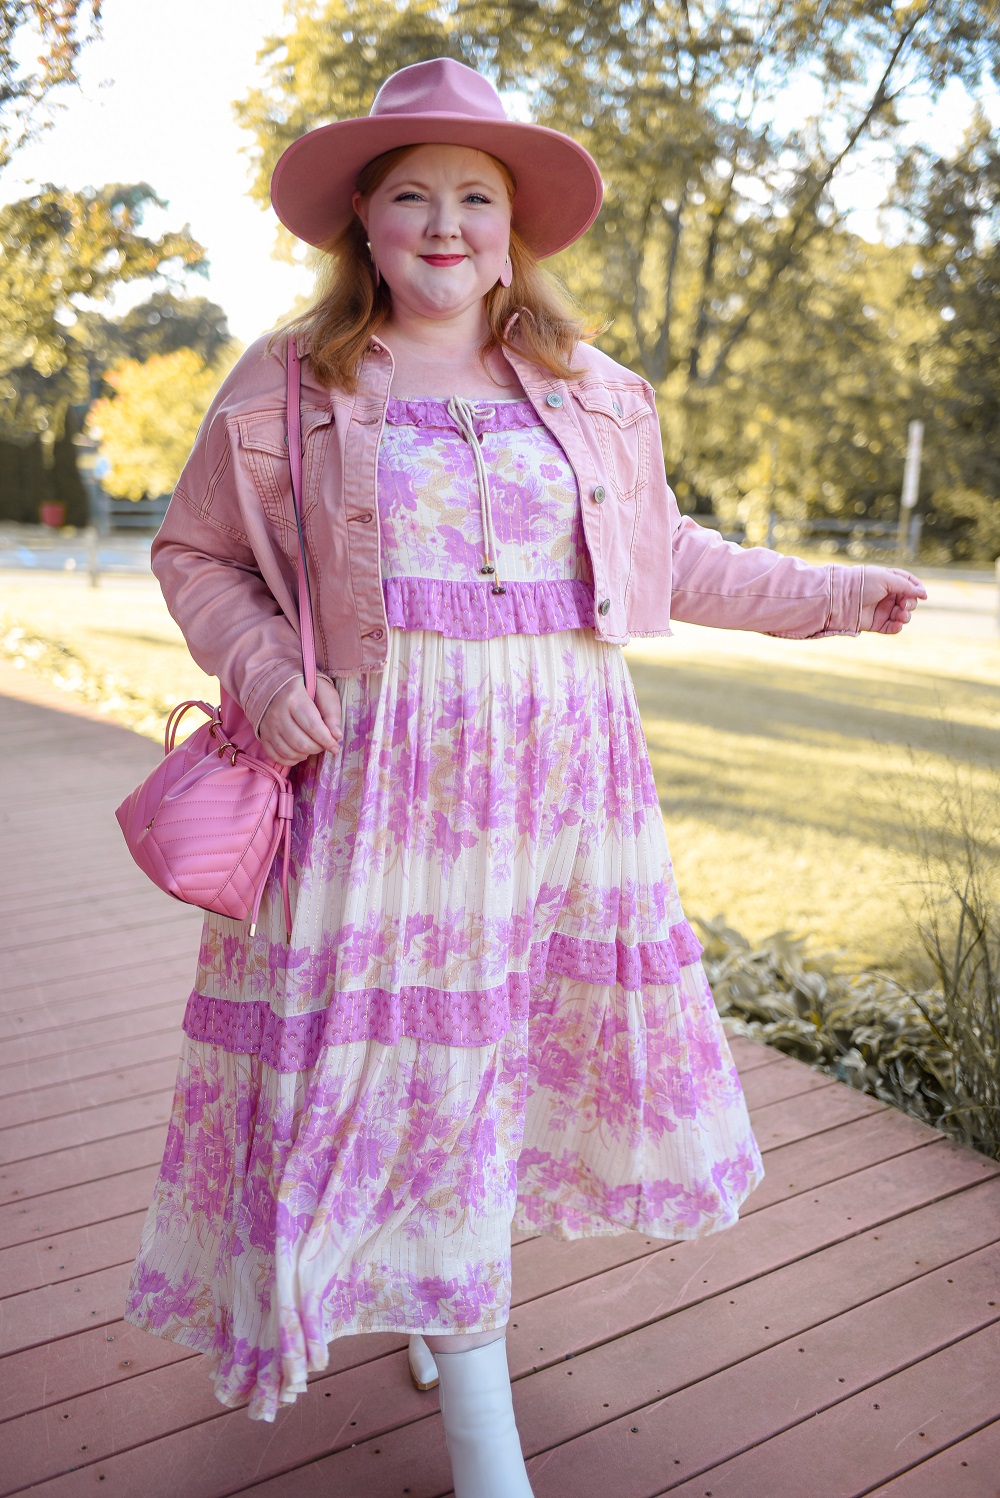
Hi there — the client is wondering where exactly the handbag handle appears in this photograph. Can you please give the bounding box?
[286,338,317,700]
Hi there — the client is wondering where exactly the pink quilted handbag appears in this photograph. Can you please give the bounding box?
[115,340,316,938]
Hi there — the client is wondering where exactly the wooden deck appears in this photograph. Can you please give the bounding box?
[1,662,999,1498]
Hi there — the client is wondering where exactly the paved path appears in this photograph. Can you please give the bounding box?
[1,664,998,1497]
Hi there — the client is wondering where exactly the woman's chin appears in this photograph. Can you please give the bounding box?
[386,268,490,313]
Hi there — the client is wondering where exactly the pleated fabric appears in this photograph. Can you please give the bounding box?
[125,398,764,1420]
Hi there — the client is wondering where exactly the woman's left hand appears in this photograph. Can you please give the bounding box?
[858,566,928,634]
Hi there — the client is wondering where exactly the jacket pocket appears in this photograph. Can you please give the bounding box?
[237,407,334,527]
[571,383,652,503]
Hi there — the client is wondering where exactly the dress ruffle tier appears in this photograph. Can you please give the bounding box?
[125,396,765,1421]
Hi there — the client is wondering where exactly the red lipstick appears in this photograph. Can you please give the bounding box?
[421,254,466,266]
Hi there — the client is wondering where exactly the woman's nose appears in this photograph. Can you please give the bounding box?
[426,198,461,238]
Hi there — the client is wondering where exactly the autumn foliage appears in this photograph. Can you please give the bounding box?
[86,346,239,500]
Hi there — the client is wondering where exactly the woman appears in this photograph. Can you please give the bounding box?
[125,57,926,1497]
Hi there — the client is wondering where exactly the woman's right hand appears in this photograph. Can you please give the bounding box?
[258,675,344,765]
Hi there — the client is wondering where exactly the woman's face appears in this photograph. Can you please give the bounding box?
[353,144,512,323]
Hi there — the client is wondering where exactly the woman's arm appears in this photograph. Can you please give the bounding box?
[153,498,345,759]
[151,492,309,733]
[150,339,347,760]
[667,511,925,638]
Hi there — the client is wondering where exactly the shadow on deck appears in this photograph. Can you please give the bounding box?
[1,666,998,1498]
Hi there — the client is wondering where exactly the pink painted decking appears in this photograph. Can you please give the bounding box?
[1,663,998,1498]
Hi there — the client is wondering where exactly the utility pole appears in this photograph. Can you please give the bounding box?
[895,419,923,563]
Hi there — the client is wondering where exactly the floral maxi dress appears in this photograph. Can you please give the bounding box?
[125,393,766,1421]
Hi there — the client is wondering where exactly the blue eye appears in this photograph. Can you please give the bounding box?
[466,193,492,204]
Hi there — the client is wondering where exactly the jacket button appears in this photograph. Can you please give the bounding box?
[598,598,611,616]
[368,628,384,640]
[546,392,563,408]
[359,511,374,522]
[593,486,606,503]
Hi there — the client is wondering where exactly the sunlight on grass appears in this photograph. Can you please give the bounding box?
[626,618,999,979]
[2,567,997,979]
[0,571,216,723]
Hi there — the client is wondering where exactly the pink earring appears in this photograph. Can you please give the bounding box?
[499,255,512,288]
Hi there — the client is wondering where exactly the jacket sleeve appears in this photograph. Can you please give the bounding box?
[668,507,864,638]
[150,368,311,733]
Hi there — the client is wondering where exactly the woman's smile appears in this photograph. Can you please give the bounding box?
[352,144,513,323]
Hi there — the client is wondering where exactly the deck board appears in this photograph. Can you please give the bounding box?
[0,1000,182,1063]
[0,1036,182,1105]
[0,1123,169,1205]
[865,1420,1000,1497]
[0,1165,162,1249]
[2,667,999,1498]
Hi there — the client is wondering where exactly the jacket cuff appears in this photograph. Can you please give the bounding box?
[826,564,865,636]
[246,666,304,736]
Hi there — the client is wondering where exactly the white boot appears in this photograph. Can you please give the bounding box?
[408,1333,440,1390]
[434,1335,534,1498]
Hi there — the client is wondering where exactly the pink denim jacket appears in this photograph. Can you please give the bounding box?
[151,325,863,731]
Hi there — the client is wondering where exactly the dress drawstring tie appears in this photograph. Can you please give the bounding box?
[447,396,506,595]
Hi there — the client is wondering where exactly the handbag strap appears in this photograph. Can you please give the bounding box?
[286,337,317,700]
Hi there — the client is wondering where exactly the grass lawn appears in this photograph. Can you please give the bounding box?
[626,596,999,980]
[3,566,997,980]
[0,570,216,732]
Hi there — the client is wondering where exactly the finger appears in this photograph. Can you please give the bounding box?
[288,703,343,756]
[314,679,344,737]
[263,738,302,767]
[289,699,339,751]
[272,732,311,764]
[290,732,330,758]
[298,691,341,740]
[273,715,328,760]
[891,571,928,599]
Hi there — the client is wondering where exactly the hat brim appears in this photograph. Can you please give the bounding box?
[270,114,603,259]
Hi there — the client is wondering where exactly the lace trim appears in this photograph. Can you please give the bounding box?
[382,575,595,638]
[183,921,705,1066]
[385,396,542,431]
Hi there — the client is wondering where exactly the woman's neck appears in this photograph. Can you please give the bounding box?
[377,308,526,401]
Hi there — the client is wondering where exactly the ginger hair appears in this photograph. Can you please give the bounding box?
[277,144,593,392]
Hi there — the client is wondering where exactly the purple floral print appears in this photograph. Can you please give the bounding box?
[125,398,765,1421]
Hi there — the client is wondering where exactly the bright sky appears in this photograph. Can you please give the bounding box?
[4,0,314,344]
[3,0,994,347]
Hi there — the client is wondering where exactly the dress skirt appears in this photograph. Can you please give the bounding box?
[125,395,764,1421]
[125,625,765,1420]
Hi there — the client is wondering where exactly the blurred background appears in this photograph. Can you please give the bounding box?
[1,0,998,983]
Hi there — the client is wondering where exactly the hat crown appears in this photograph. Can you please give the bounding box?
[370,57,509,123]
[271,57,602,258]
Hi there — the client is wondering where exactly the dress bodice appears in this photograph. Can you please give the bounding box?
[376,396,596,638]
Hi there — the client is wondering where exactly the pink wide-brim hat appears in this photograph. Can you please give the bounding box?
[270,57,604,259]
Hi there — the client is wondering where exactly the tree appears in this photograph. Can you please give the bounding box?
[0,182,206,446]
[85,344,241,500]
[81,291,232,394]
[235,0,1000,523]
[0,1,102,171]
[896,114,1000,559]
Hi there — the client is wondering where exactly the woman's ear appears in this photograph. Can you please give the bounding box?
[351,190,368,232]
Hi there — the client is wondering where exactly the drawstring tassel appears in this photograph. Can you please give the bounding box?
[447,395,507,595]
